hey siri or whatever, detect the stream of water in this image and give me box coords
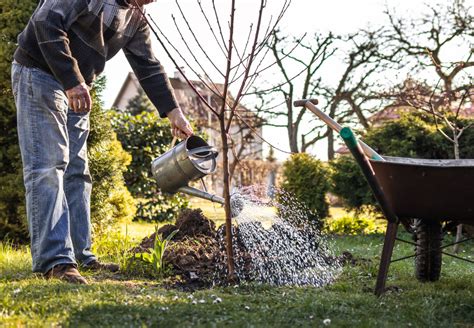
[215,186,341,287]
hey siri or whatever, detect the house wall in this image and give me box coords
[112,74,140,111]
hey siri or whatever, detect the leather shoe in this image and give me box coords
[44,264,88,284]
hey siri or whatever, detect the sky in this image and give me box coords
[102,0,451,160]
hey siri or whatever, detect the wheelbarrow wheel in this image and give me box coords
[414,219,442,282]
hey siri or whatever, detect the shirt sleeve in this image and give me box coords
[123,19,178,118]
[32,0,88,90]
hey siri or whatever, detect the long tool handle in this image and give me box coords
[294,99,384,161]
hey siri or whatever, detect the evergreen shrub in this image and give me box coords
[280,153,330,224]
[111,110,188,222]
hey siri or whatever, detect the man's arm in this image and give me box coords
[124,20,193,137]
[32,0,91,112]
[33,0,87,90]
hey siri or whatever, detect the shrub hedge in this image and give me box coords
[88,79,136,235]
[111,110,188,222]
[280,153,330,224]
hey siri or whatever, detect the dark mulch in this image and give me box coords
[132,209,222,286]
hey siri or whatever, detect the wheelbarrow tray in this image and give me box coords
[371,156,474,224]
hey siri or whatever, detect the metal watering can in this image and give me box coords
[151,135,225,204]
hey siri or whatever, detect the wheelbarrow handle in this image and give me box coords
[294,99,384,161]
[293,98,318,107]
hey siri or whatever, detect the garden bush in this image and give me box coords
[111,110,188,222]
[324,215,386,235]
[0,15,136,241]
[88,80,136,235]
[329,156,376,211]
[280,153,330,223]
[1,1,135,240]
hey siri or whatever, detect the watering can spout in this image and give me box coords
[178,186,225,205]
[178,186,244,218]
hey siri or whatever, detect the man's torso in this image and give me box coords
[14,0,143,87]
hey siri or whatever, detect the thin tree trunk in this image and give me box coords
[289,127,299,153]
[327,128,335,160]
[219,117,236,280]
[286,97,299,153]
[453,132,460,160]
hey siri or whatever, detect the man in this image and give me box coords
[11,0,193,284]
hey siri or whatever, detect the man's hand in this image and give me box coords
[167,107,194,139]
[65,83,92,113]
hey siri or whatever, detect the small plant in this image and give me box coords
[92,226,135,272]
[135,228,178,276]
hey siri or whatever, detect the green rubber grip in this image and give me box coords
[340,127,358,150]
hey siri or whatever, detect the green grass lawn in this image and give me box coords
[1,224,473,327]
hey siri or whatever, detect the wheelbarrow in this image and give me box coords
[294,99,474,296]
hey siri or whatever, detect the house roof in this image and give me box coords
[112,71,259,125]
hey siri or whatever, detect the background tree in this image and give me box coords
[253,31,335,153]
[385,0,473,160]
[320,30,391,159]
[253,28,391,158]
[139,0,291,278]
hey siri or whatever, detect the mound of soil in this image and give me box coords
[135,209,216,250]
[132,209,223,286]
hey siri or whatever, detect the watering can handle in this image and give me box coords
[188,146,218,173]
[170,136,178,150]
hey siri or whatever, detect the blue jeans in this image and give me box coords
[12,62,96,273]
